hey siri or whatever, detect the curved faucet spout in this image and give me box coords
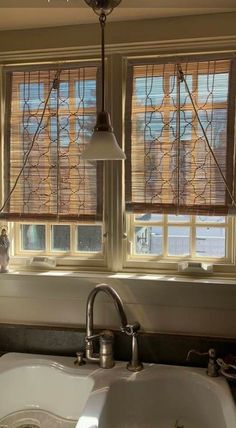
[86,283,128,339]
[83,283,143,371]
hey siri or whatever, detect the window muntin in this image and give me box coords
[16,222,103,256]
[128,214,228,261]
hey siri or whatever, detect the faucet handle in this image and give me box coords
[74,351,86,366]
[123,322,141,336]
[99,330,115,369]
[86,333,100,342]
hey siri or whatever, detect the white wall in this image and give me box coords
[0,273,236,337]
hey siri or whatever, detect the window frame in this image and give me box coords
[1,51,236,275]
[125,54,236,216]
[1,59,109,270]
[124,213,234,268]
[122,53,236,275]
[3,61,103,222]
[13,221,105,258]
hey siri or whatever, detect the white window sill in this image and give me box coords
[3,267,236,285]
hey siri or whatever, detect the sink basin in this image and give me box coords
[0,353,94,427]
[98,365,236,428]
[0,353,235,428]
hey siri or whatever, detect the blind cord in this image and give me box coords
[177,63,236,207]
[0,69,61,215]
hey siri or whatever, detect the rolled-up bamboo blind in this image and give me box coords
[2,66,103,221]
[125,58,236,216]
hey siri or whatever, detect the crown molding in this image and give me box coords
[0,35,236,64]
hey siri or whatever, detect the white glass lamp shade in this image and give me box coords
[81,111,126,160]
[81,130,126,160]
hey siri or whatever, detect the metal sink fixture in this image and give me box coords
[84,283,143,372]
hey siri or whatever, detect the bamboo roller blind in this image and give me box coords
[125,58,236,216]
[3,66,103,221]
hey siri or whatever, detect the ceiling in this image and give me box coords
[0,0,236,31]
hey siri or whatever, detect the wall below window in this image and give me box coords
[0,272,236,338]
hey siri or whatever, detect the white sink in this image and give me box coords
[0,353,235,428]
[98,365,236,428]
[0,353,94,427]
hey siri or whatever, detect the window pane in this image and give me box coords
[75,79,96,108]
[198,73,229,104]
[75,114,96,143]
[21,224,45,250]
[196,216,225,223]
[135,226,163,255]
[50,81,69,109]
[77,225,102,252]
[169,110,193,142]
[134,76,164,107]
[168,215,190,222]
[196,227,225,258]
[170,75,192,106]
[51,225,70,252]
[135,214,163,222]
[134,112,165,143]
[51,116,70,147]
[198,109,227,149]
[20,82,44,110]
[168,226,190,256]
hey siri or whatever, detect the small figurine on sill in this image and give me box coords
[0,228,10,273]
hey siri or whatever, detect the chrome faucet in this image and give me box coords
[83,283,143,371]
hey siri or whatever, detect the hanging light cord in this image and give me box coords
[99,12,106,112]
[0,69,61,214]
[177,63,236,207]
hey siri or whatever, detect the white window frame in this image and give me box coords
[123,214,235,272]
[120,52,236,276]
[10,221,107,269]
[1,59,109,270]
[13,222,104,257]
[1,46,236,275]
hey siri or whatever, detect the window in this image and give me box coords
[125,56,236,270]
[125,58,235,215]
[1,53,236,273]
[128,214,228,258]
[14,223,103,256]
[7,66,102,221]
[2,64,105,266]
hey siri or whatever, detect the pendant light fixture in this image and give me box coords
[81,0,126,160]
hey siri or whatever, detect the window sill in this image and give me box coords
[3,266,236,285]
